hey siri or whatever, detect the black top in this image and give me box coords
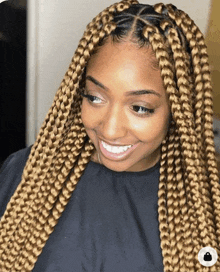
[0,146,164,272]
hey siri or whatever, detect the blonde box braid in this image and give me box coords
[141,5,220,271]
[1,1,220,272]
[163,20,211,270]
[0,1,138,271]
[156,4,220,271]
[163,3,219,221]
[142,24,189,271]
[6,13,111,270]
[0,1,127,260]
[178,7,220,241]
[179,1,220,260]
[154,3,220,271]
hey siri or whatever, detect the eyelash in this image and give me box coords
[80,91,155,117]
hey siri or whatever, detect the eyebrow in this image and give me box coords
[86,75,161,97]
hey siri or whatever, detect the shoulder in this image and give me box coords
[0,145,32,175]
[0,145,32,217]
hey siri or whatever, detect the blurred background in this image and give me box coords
[0,0,26,164]
[0,0,220,170]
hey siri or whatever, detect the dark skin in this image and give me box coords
[81,38,171,172]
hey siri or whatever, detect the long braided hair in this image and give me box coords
[0,1,220,271]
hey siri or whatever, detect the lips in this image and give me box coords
[99,139,138,161]
[98,138,133,147]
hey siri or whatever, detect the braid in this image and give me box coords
[165,24,212,250]
[158,136,173,271]
[0,1,139,271]
[144,25,199,271]
[167,5,205,158]
[142,11,219,269]
[154,3,220,271]
[14,138,94,272]
[0,22,96,262]
[172,126,188,271]
[142,24,176,270]
[11,115,87,271]
[1,2,220,271]
[166,124,182,271]
[0,30,92,269]
[166,3,220,265]
[186,11,220,241]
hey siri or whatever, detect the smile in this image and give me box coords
[99,140,138,160]
[102,141,132,154]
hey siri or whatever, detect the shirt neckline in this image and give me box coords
[88,159,160,177]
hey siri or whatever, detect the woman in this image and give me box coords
[0,1,220,271]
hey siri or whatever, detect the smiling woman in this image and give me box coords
[81,41,170,172]
[0,1,220,272]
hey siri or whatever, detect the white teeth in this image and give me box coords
[102,141,132,154]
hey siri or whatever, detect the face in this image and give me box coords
[81,39,170,172]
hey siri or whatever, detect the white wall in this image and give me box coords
[26,0,212,146]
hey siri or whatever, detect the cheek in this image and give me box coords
[81,100,103,136]
[81,98,170,143]
[135,114,170,144]
[81,100,94,128]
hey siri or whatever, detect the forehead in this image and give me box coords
[86,40,159,73]
[85,40,165,97]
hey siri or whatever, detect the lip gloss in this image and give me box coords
[99,140,138,161]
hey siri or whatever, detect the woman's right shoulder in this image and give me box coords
[0,145,33,217]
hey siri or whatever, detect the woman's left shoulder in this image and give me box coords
[0,145,33,217]
[0,145,32,175]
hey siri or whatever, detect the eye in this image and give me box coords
[132,105,155,116]
[80,89,102,104]
[79,89,155,117]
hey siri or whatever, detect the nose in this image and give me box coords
[99,103,127,140]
